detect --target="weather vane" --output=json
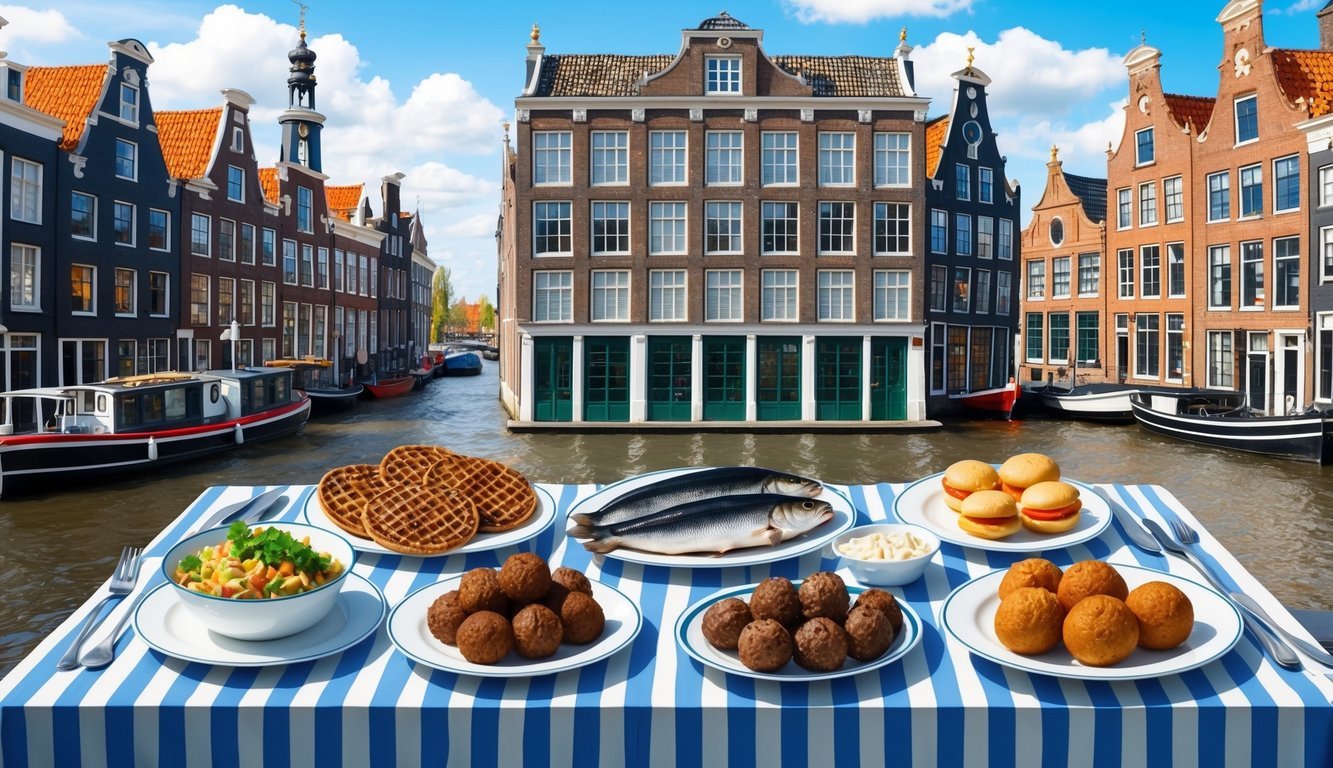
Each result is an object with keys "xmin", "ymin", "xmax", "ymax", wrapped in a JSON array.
[{"xmin": 291, "ymin": 0, "xmax": 309, "ymax": 37}]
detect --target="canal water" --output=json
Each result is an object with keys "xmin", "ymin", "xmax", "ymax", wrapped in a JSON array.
[{"xmin": 2, "ymin": 361, "xmax": 1330, "ymax": 676}]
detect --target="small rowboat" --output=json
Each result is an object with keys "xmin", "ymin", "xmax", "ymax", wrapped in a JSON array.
[
  {"xmin": 947, "ymin": 379, "xmax": 1020, "ymax": 420},
  {"xmin": 362, "ymin": 375, "xmax": 415, "ymax": 399}
]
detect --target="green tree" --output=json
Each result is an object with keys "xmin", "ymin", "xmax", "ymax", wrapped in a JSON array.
[
  {"xmin": 448, "ymin": 297, "xmax": 469, "ymax": 336},
  {"xmin": 431, "ymin": 267, "xmax": 454, "ymax": 342},
  {"xmin": 477, "ymin": 295, "xmax": 496, "ymax": 333}
]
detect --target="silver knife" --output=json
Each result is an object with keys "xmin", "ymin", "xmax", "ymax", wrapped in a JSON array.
[
  {"xmin": 1091, "ymin": 485, "xmax": 1161, "ymax": 554},
  {"xmin": 1231, "ymin": 593, "xmax": 1333, "ymax": 668},
  {"xmin": 193, "ymin": 487, "xmax": 285, "ymax": 533}
]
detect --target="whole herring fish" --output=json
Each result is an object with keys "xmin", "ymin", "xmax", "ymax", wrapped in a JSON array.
[
  {"xmin": 570, "ymin": 466, "xmax": 823, "ymax": 528},
  {"xmin": 568, "ymin": 494, "xmax": 834, "ymax": 556}
]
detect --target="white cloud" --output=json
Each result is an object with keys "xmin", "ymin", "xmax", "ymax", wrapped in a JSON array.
[
  {"xmin": 1282, "ymin": 0, "xmax": 1322, "ymax": 14},
  {"xmin": 784, "ymin": 0, "xmax": 973, "ymax": 24},
  {"xmin": 0, "ymin": 5, "xmax": 78, "ymax": 48}
]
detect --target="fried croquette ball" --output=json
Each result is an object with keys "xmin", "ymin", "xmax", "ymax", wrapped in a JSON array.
[
  {"xmin": 799, "ymin": 571, "xmax": 850, "ymax": 623},
  {"xmin": 511, "ymin": 603, "xmax": 564, "ymax": 659},
  {"xmin": 749, "ymin": 576, "xmax": 802, "ymax": 627},
  {"xmin": 559, "ymin": 590, "xmax": 605, "ymax": 644},
  {"xmin": 793, "ymin": 616, "xmax": 848, "ymax": 671},
  {"xmin": 499, "ymin": 552, "xmax": 551, "ymax": 604},
  {"xmin": 843, "ymin": 605, "xmax": 894, "ymax": 661},
  {"xmin": 458, "ymin": 567, "xmax": 511, "ymax": 615},
  {"xmin": 1063, "ymin": 595, "xmax": 1139, "ymax": 667},
  {"xmin": 702, "ymin": 597, "xmax": 753, "ymax": 651},
  {"xmin": 853, "ymin": 589, "xmax": 904, "ymax": 634},
  {"xmin": 551, "ymin": 566, "xmax": 593, "ymax": 596},
  {"xmin": 426, "ymin": 590, "xmax": 467, "ymax": 646},
  {"xmin": 1056, "ymin": 561, "xmax": 1128, "ymax": 613},
  {"xmin": 455, "ymin": 611, "xmax": 513, "ymax": 665},
  {"xmin": 998, "ymin": 558, "xmax": 1064, "ymax": 600},
  {"xmin": 737, "ymin": 619, "xmax": 793, "ymax": 672},
  {"xmin": 1125, "ymin": 581, "xmax": 1194, "ymax": 650},
  {"xmin": 993, "ymin": 586, "xmax": 1064, "ymax": 655}
]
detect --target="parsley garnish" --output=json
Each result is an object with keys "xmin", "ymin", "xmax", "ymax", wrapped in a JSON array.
[
  {"xmin": 178, "ymin": 553, "xmax": 203, "ymax": 573},
  {"xmin": 226, "ymin": 520, "xmax": 331, "ymax": 574}
]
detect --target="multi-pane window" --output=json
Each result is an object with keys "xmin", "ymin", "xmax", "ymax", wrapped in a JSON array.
[
  {"xmin": 1274, "ymin": 155, "xmax": 1300, "ymax": 212},
  {"xmin": 952, "ymin": 267, "xmax": 971, "ymax": 313},
  {"xmin": 1135, "ymin": 127, "xmax": 1154, "ymax": 165},
  {"xmin": 1240, "ymin": 164, "xmax": 1262, "ymax": 218},
  {"xmin": 10, "ymin": 157, "xmax": 40, "ymax": 223},
  {"xmin": 217, "ymin": 277, "xmax": 234, "ymax": 325},
  {"xmin": 114, "ymin": 139, "xmax": 137, "ymax": 180},
  {"xmin": 149, "ymin": 271, "xmax": 168, "ymax": 316},
  {"xmin": 261, "ymin": 281, "xmax": 276, "ymax": 326},
  {"xmin": 590, "ymin": 131, "xmax": 628, "ymax": 185},
  {"xmin": 761, "ymin": 270, "xmax": 798, "ymax": 321},
  {"xmin": 227, "ymin": 165, "xmax": 244, "ymax": 202},
  {"xmin": 1025, "ymin": 312, "xmax": 1044, "ymax": 361},
  {"xmin": 996, "ymin": 271, "xmax": 1012, "ymax": 315},
  {"xmin": 282, "ymin": 239, "xmax": 297, "ymax": 284},
  {"xmin": 1322, "ymin": 166, "xmax": 1333, "ymax": 207},
  {"xmin": 534, "ymin": 201, "xmax": 572, "ymax": 255},
  {"xmin": 190, "ymin": 213, "xmax": 210, "ymax": 256},
  {"xmin": 300, "ymin": 244, "xmax": 314, "ymax": 287},
  {"xmin": 10, "ymin": 244, "xmax": 38, "ymax": 309},
  {"xmin": 706, "ymin": 56, "xmax": 741, "ymax": 93},
  {"xmin": 1209, "ymin": 245, "xmax": 1232, "ymax": 309},
  {"xmin": 1049, "ymin": 312, "xmax": 1070, "ymax": 363},
  {"xmin": 817, "ymin": 270, "xmax": 854, "ymax": 321},
  {"xmin": 72, "ymin": 191, "xmax": 96, "ymax": 239},
  {"xmin": 978, "ymin": 167, "xmax": 994, "ymax": 204},
  {"xmin": 818, "ymin": 202, "xmax": 855, "ymax": 254},
  {"xmin": 975, "ymin": 269, "xmax": 991, "ymax": 314},
  {"xmin": 1164, "ymin": 176, "xmax": 1184, "ymax": 222},
  {"xmin": 761, "ymin": 202, "xmax": 798, "ymax": 254},
  {"xmin": 1135, "ymin": 313, "xmax": 1160, "ymax": 378},
  {"xmin": 189, "ymin": 274, "xmax": 208, "ymax": 325},
  {"xmin": 148, "ymin": 209, "xmax": 169, "ymax": 251},
  {"xmin": 1235, "ymin": 94, "xmax": 1258, "ymax": 144},
  {"xmin": 239, "ymin": 223, "xmax": 255, "ymax": 264},
  {"xmin": 591, "ymin": 201, "xmax": 630, "ymax": 255},
  {"xmin": 762, "ymin": 132, "xmax": 798, "ymax": 186},
  {"xmin": 1138, "ymin": 181, "xmax": 1157, "ymax": 226},
  {"xmin": 112, "ymin": 201, "xmax": 134, "ymax": 245},
  {"xmin": 1208, "ymin": 171, "xmax": 1230, "ymax": 221},
  {"xmin": 930, "ymin": 209, "xmax": 947, "ymax": 253},
  {"xmin": 705, "ymin": 201, "xmax": 742, "ymax": 254},
  {"xmin": 533, "ymin": 132, "xmax": 572, "ymax": 185},
  {"xmin": 649, "ymin": 202, "xmax": 687, "ymax": 254},
  {"xmin": 955, "ymin": 213, "xmax": 972, "ymax": 257},
  {"xmin": 649, "ymin": 270, "xmax": 687, "ymax": 321},
  {"xmin": 119, "ymin": 83, "xmax": 138, "ymax": 123},
  {"xmin": 873, "ymin": 270, "xmax": 909, "ymax": 321},
  {"xmin": 218, "ymin": 218, "xmax": 235, "ymax": 261},
  {"xmin": 1241, "ymin": 240, "xmax": 1264, "ymax": 307},
  {"xmin": 1117, "ymin": 249, "xmax": 1134, "ymax": 298},
  {"xmin": 705, "ymin": 270, "xmax": 743, "ymax": 321},
  {"xmin": 928, "ymin": 265, "xmax": 947, "ymax": 312},
  {"xmin": 1324, "ymin": 227, "xmax": 1333, "ymax": 282},
  {"xmin": 873, "ymin": 202, "xmax": 910, "ymax": 255},
  {"xmin": 72, "ymin": 266, "xmax": 96, "ymax": 315},
  {"xmin": 1167, "ymin": 243, "xmax": 1185, "ymax": 297},
  {"xmin": 1117, "ymin": 188, "xmax": 1132, "ymax": 228},
  {"xmin": 297, "ymin": 186, "xmax": 313, "ymax": 232},
  {"xmin": 955, "ymin": 163, "xmax": 970, "ymax": 200},
  {"xmin": 998, "ymin": 220, "xmax": 1013, "ymax": 260},
  {"xmin": 873, "ymin": 133, "xmax": 910, "ymax": 187},
  {"xmin": 261, "ymin": 228, "xmax": 276, "ymax": 266},
  {"xmin": 977, "ymin": 216, "xmax": 994, "ymax": 259},
  {"xmin": 1052, "ymin": 256, "xmax": 1071, "ymax": 298},
  {"xmin": 649, "ymin": 131, "xmax": 687, "ymax": 185},
  {"xmin": 1275, "ymin": 236, "xmax": 1300, "ymax": 308},
  {"xmin": 1140, "ymin": 245, "xmax": 1161, "ymax": 298},
  {"xmin": 705, "ymin": 132, "xmax": 744, "ymax": 186},
  {"xmin": 239, "ymin": 280, "xmax": 255, "ymax": 325},
  {"xmin": 1076, "ymin": 312, "xmax": 1099, "ymax": 364},
  {"xmin": 1026, "ymin": 260, "xmax": 1046, "ymax": 299},
  {"xmin": 1166, "ymin": 314, "xmax": 1185, "ymax": 381},
  {"xmin": 818, "ymin": 133, "xmax": 855, "ymax": 185},
  {"xmin": 1208, "ymin": 331, "xmax": 1233, "ymax": 388},
  {"xmin": 316, "ymin": 247, "xmax": 329, "ymax": 289},
  {"xmin": 589, "ymin": 269, "xmax": 629, "ymax": 321},
  {"xmin": 532, "ymin": 271, "xmax": 572, "ymax": 322},
  {"xmin": 1078, "ymin": 253, "xmax": 1100, "ymax": 296}
]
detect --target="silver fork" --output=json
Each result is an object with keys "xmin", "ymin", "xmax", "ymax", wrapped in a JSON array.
[{"xmin": 55, "ymin": 546, "xmax": 142, "ymax": 671}]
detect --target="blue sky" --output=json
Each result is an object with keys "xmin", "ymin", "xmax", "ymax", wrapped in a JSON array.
[{"xmin": 0, "ymin": 0, "xmax": 1328, "ymax": 301}]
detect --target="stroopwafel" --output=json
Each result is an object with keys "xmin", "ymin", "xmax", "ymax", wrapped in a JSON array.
[
  {"xmin": 424, "ymin": 454, "xmax": 537, "ymax": 533},
  {"xmin": 380, "ymin": 444, "xmax": 455, "ymax": 486},
  {"xmin": 315, "ymin": 463, "xmax": 384, "ymax": 539},
  {"xmin": 362, "ymin": 484, "xmax": 479, "ymax": 555}
]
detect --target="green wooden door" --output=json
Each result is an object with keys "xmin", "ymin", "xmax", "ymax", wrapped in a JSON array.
[
  {"xmin": 532, "ymin": 337, "xmax": 573, "ymax": 421},
  {"xmin": 584, "ymin": 336, "xmax": 629, "ymax": 422},
  {"xmin": 756, "ymin": 337, "xmax": 801, "ymax": 420},
  {"xmin": 647, "ymin": 336, "xmax": 692, "ymax": 421},
  {"xmin": 816, "ymin": 337, "xmax": 862, "ymax": 420},
  {"xmin": 870, "ymin": 337, "xmax": 908, "ymax": 420},
  {"xmin": 703, "ymin": 336, "xmax": 746, "ymax": 421}
]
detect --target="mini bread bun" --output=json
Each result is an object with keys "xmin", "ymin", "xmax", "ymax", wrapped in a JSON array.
[
  {"xmin": 941, "ymin": 460, "xmax": 1000, "ymax": 513},
  {"xmin": 1019, "ymin": 481, "xmax": 1083, "ymax": 534},
  {"xmin": 998, "ymin": 453, "xmax": 1061, "ymax": 501},
  {"xmin": 994, "ymin": 586, "xmax": 1065, "ymax": 654},
  {"xmin": 958, "ymin": 491, "xmax": 1021, "ymax": 539},
  {"xmin": 1056, "ymin": 560, "xmax": 1129, "ymax": 613},
  {"xmin": 998, "ymin": 558, "xmax": 1064, "ymax": 600},
  {"xmin": 1125, "ymin": 581, "xmax": 1194, "ymax": 650},
  {"xmin": 1063, "ymin": 595, "xmax": 1139, "ymax": 666}
]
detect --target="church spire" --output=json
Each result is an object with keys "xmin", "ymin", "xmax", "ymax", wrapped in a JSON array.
[{"xmin": 278, "ymin": 6, "xmax": 325, "ymax": 172}]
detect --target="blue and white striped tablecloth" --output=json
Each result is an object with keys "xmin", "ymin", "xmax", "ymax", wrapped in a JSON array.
[{"xmin": 1, "ymin": 482, "xmax": 1330, "ymax": 767}]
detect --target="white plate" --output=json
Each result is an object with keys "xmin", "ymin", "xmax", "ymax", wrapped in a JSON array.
[
  {"xmin": 893, "ymin": 473, "xmax": 1112, "ymax": 553},
  {"xmin": 303, "ymin": 484, "xmax": 557, "ymax": 556},
  {"xmin": 940, "ymin": 564, "xmax": 1244, "ymax": 681},
  {"xmin": 565, "ymin": 467, "xmax": 856, "ymax": 568},
  {"xmin": 676, "ymin": 581, "xmax": 923, "ymax": 682},
  {"xmin": 133, "ymin": 572, "xmax": 385, "ymax": 667},
  {"xmin": 387, "ymin": 576, "xmax": 642, "ymax": 677}
]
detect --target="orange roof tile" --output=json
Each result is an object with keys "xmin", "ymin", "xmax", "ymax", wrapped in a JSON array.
[
  {"xmin": 1271, "ymin": 48, "xmax": 1333, "ymax": 119},
  {"xmin": 325, "ymin": 184, "xmax": 363, "ymax": 222},
  {"xmin": 155, "ymin": 108, "xmax": 222, "ymax": 179},
  {"xmin": 258, "ymin": 167, "xmax": 279, "ymax": 205},
  {"xmin": 1162, "ymin": 93, "xmax": 1214, "ymax": 134},
  {"xmin": 24, "ymin": 64, "xmax": 106, "ymax": 151},
  {"xmin": 925, "ymin": 115, "xmax": 950, "ymax": 179}
]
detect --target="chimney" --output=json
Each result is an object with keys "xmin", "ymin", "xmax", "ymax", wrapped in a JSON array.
[{"xmin": 1320, "ymin": 1, "xmax": 1333, "ymax": 50}]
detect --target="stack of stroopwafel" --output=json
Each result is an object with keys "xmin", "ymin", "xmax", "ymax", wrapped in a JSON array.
[{"xmin": 424, "ymin": 454, "xmax": 538, "ymax": 532}]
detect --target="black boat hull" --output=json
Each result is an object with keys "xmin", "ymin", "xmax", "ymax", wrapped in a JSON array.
[{"xmin": 1129, "ymin": 393, "xmax": 1332, "ymax": 464}]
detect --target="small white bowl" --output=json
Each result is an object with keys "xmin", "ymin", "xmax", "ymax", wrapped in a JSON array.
[
  {"xmin": 831, "ymin": 523, "xmax": 940, "ymax": 587},
  {"xmin": 162, "ymin": 521, "xmax": 356, "ymax": 641}
]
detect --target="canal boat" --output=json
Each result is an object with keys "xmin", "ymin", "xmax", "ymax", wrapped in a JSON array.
[
  {"xmin": 1129, "ymin": 391, "xmax": 1332, "ymax": 464},
  {"xmin": 0, "ymin": 368, "xmax": 311, "ymax": 497},
  {"xmin": 1034, "ymin": 383, "xmax": 1141, "ymax": 422},
  {"xmin": 265, "ymin": 357, "xmax": 363, "ymax": 414},
  {"xmin": 441, "ymin": 349, "xmax": 483, "ymax": 377},
  {"xmin": 947, "ymin": 379, "xmax": 1020, "ymax": 420},
  {"xmin": 481, "ymin": 346, "xmax": 500, "ymax": 361},
  {"xmin": 362, "ymin": 374, "xmax": 415, "ymax": 399}
]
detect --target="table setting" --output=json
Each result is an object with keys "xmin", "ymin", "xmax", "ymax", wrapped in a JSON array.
[{"xmin": 1, "ymin": 450, "xmax": 1330, "ymax": 767}]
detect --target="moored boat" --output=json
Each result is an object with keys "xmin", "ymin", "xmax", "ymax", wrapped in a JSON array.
[
  {"xmin": 947, "ymin": 379, "xmax": 1019, "ymax": 420},
  {"xmin": 0, "ymin": 368, "xmax": 310, "ymax": 497},
  {"xmin": 362, "ymin": 375, "xmax": 415, "ymax": 399},
  {"xmin": 265, "ymin": 357, "xmax": 362, "ymax": 415},
  {"xmin": 1129, "ymin": 391, "xmax": 1331, "ymax": 464},
  {"xmin": 441, "ymin": 350, "xmax": 483, "ymax": 377},
  {"xmin": 1035, "ymin": 382, "xmax": 1142, "ymax": 422}
]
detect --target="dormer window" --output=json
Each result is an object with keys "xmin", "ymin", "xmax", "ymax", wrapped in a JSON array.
[
  {"xmin": 1135, "ymin": 127, "xmax": 1154, "ymax": 166},
  {"xmin": 119, "ymin": 83, "xmax": 139, "ymax": 124},
  {"xmin": 7, "ymin": 69, "xmax": 22, "ymax": 102},
  {"xmin": 231, "ymin": 127, "xmax": 244, "ymax": 152},
  {"xmin": 706, "ymin": 56, "xmax": 741, "ymax": 94},
  {"xmin": 1235, "ymin": 95, "xmax": 1258, "ymax": 144}
]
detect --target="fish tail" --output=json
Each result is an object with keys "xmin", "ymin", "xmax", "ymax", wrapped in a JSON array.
[
  {"xmin": 569, "ymin": 512, "xmax": 594, "ymax": 526},
  {"xmin": 582, "ymin": 537, "xmax": 621, "ymax": 554},
  {"xmin": 568, "ymin": 524, "xmax": 604, "ymax": 540}
]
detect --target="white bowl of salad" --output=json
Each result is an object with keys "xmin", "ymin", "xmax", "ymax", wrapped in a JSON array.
[{"xmin": 163, "ymin": 521, "xmax": 356, "ymax": 641}]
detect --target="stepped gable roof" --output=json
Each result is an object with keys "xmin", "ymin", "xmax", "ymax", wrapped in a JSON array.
[
  {"xmin": 1162, "ymin": 93, "xmax": 1214, "ymax": 132},
  {"xmin": 697, "ymin": 12, "xmax": 749, "ymax": 30},
  {"xmin": 24, "ymin": 64, "xmax": 106, "ymax": 150},
  {"xmin": 326, "ymin": 184, "xmax": 363, "ymax": 221},
  {"xmin": 1270, "ymin": 48, "xmax": 1333, "ymax": 118},
  {"xmin": 770, "ymin": 55, "xmax": 903, "ymax": 97},
  {"xmin": 925, "ymin": 115, "xmax": 950, "ymax": 178},
  {"xmin": 1063, "ymin": 171, "xmax": 1107, "ymax": 225},
  {"xmin": 258, "ymin": 167, "xmax": 279, "ymax": 204},
  {"xmin": 155, "ymin": 108, "xmax": 222, "ymax": 179}
]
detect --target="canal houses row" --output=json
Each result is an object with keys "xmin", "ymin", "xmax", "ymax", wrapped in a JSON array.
[
  {"xmin": 497, "ymin": 13, "xmax": 1024, "ymax": 425},
  {"xmin": 1023, "ymin": 0, "xmax": 1333, "ymax": 416},
  {"xmin": 0, "ymin": 21, "xmax": 432, "ymax": 393}
]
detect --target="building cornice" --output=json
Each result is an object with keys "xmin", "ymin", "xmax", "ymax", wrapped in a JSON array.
[
  {"xmin": 518, "ymin": 322, "xmax": 926, "ymax": 337},
  {"xmin": 515, "ymin": 94, "xmax": 931, "ymax": 113},
  {"xmin": 0, "ymin": 98, "xmax": 64, "ymax": 139}
]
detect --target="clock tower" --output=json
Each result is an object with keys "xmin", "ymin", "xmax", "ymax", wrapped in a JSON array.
[{"xmin": 278, "ymin": 16, "xmax": 325, "ymax": 172}]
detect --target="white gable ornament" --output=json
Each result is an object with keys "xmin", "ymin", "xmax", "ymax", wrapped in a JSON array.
[{"xmin": 1234, "ymin": 48, "xmax": 1251, "ymax": 78}]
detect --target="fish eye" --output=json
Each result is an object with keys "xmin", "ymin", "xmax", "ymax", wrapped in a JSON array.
[{"xmin": 802, "ymin": 501, "xmax": 814, "ymax": 509}]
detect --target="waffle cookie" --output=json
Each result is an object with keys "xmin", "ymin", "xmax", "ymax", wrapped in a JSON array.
[
  {"xmin": 424, "ymin": 454, "xmax": 538, "ymax": 533},
  {"xmin": 380, "ymin": 444, "xmax": 455, "ymax": 486},
  {"xmin": 315, "ymin": 463, "xmax": 384, "ymax": 539},
  {"xmin": 363, "ymin": 484, "xmax": 479, "ymax": 555}
]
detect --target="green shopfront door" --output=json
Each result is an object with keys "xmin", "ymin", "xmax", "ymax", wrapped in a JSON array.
[
  {"xmin": 756, "ymin": 337, "xmax": 801, "ymax": 420},
  {"xmin": 703, "ymin": 336, "xmax": 745, "ymax": 421},
  {"xmin": 532, "ymin": 337, "xmax": 572, "ymax": 422},
  {"xmin": 870, "ymin": 337, "xmax": 907, "ymax": 420},
  {"xmin": 647, "ymin": 336, "xmax": 691, "ymax": 421},
  {"xmin": 584, "ymin": 336, "xmax": 629, "ymax": 422},
  {"xmin": 816, "ymin": 337, "xmax": 861, "ymax": 420}
]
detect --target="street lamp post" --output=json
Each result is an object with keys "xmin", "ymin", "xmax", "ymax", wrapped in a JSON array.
[{"xmin": 220, "ymin": 319, "xmax": 239, "ymax": 369}]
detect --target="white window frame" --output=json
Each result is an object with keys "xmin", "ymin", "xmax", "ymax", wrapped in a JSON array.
[
  {"xmin": 532, "ymin": 131, "xmax": 572, "ymax": 186},
  {"xmin": 873, "ymin": 269, "xmax": 910, "ymax": 321},
  {"xmin": 1117, "ymin": 187, "xmax": 1132, "ymax": 229},
  {"xmin": 1164, "ymin": 175, "xmax": 1184, "ymax": 223},
  {"xmin": 817, "ymin": 270, "xmax": 855, "ymax": 322},
  {"xmin": 761, "ymin": 132, "xmax": 798, "ymax": 186},
  {"xmin": 1273, "ymin": 154, "xmax": 1300, "ymax": 214},
  {"xmin": 1138, "ymin": 181, "xmax": 1158, "ymax": 227},
  {"xmin": 590, "ymin": 270, "xmax": 630, "ymax": 322},
  {"xmin": 112, "ymin": 200, "xmax": 135, "ymax": 246},
  {"xmin": 10, "ymin": 243, "xmax": 39, "ymax": 311},
  {"xmin": 705, "ymin": 55, "xmax": 741, "ymax": 94},
  {"xmin": 148, "ymin": 208, "xmax": 170, "ymax": 252},
  {"xmin": 1135, "ymin": 127, "xmax": 1154, "ymax": 165},
  {"xmin": 761, "ymin": 201, "xmax": 799, "ymax": 255},
  {"xmin": 649, "ymin": 201, "xmax": 687, "ymax": 255},
  {"xmin": 1052, "ymin": 256, "xmax": 1071, "ymax": 299},
  {"xmin": 532, "ymin": 271, "xmax": 573, "ymax": 323},
  {"xmin": 1209, "ymin": 244, "xmax": 1233, "ymax": 309},
  {"xmin": 533, "ymin": 201, "xmax": 572, "ymax": 257},
  {"xmin": 114, "ymin": 267, "xmax": 136, "ymax": 317},
  {"xmin": 818, "ymin": 201, "xmax": 855, "ymax": 255},
  {"xmin": 590, "ymin": 131, "xmax": 629, "ymax": 186},
  {"xmin": 1234, "ymin": 94, "xmax": 1258, "ymax": 146},
  {"xmin": 873, "ymin": 132, "xmax": 911, "ymax": 188},
  {"xmin": 149, "ymin": 271, "xmax": 169, "ymax": 317},
  {"xmin": 873, "ymin": 202, "xmax": 911, "ymax": 256},
  {"xmin": 72, "ymin": 264, "xmax": 97, "ymax": 315},
  {"xmin": 119, "ymin": 82, "xmax": 139, "ymax": 124},
  {"xmin": 978, "ymin": 166, "xmax": 994, "ymax": 204},
  {"xmin": 114, "ymin": 138, "xmax": 137, "ymax": 181},
  {"xmin": 705, "ymin": 131, "xmax": 743, "ymax": 186},
  {"xmin": 649, "ymin": 269, "xmax": 687, "ymax": 322},
  {"xmin": 1239, "ymin": 163, "xmax": 1263, "ymax": 219},
  {"xmin": 1026, "ymin": 260, "xmax": 1046, "ymax": 301},
  {"xmin": 998, "ymin": 219, "xmax": 1013, "ymax": 261},
  {"xmin": 760, "ymin": 269, "xmax": 799, "ymax": 322},
  {"xmin": 1322, "ymin": 226, "xmax": 1333, "ymax": 283},
  {"xmin": 705, "ymin": 201, "xmax": 743, "ymax": 255},
  {"xmin": 649, "ymin": 131, "xmax": 686, "ymax": 186},
  {"xmin": 71, "ymin": 191, "xmax": 96, "ymax": 240},
  {"xmin": 1208, "ymin": 171, "xmax": 1231, "ymax": 222},
  {"xmin": 226, "ymin": 165, "xmax": 245, "ymax": 203},
  {"xmin": 705, "ymin": 269, "xmax": 743, "ymax": 322},
  {"xmin": 190, "ymin": 213, "xmax": 211, "ymax": 257},
  {"xmin": 818, "ymin": 132, "xmax": 855, "ymax": 187},
  {"xmin": 1320, "ymin": 165, "xmax": 1333, "ymax": 208},
  {"xmin": 10, "ymin": 156, "xmax": 41, "ymax": 224},
  {"xmin": 590, "ymin": 201, "xmax": 631, "ymax": 256}
]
